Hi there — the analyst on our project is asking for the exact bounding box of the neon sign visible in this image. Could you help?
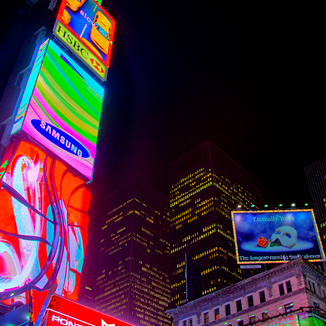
[0,141,91,303]
[10,39,105,180]
[54,0,116,80]
[45,295,133,326]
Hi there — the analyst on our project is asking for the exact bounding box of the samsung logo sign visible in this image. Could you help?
[31,119,90,158]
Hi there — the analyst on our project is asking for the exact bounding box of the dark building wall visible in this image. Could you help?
[305,157,326,251]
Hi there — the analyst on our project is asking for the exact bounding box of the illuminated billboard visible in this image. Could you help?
[255,314,298,326]
[45,295,133,326]
[231,209,325,264]
[54,0,116,81]
[10,39,105,180]
[0,141,91,303]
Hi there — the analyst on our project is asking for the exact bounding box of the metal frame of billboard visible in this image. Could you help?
[231,209,325,264]
[53,0,116,81]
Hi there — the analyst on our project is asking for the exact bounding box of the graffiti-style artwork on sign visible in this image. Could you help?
[0,141,91,304]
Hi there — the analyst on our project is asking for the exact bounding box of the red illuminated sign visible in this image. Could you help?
[0,141,91,304]
[54,0,116,80]
[45,295,133,326]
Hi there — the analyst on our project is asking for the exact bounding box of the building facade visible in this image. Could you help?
[305,157,326,250]
[166,258,326,326]
[91,180,171,326]
[169,140,278,307]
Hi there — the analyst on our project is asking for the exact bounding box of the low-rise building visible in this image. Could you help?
[166,258,326,326]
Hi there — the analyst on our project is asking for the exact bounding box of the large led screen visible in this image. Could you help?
[45,295,133,326]
[10,39,105,180]
[231,209,325,264]
[54,0,116,80]
[0,141,91,304]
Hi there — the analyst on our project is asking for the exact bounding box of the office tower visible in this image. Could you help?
[92,179,171,326]
[169,140,278,307]
[305,156,326,250]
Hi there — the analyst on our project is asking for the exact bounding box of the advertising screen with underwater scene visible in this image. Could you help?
[231,209,325,264]
[10,39,105,181]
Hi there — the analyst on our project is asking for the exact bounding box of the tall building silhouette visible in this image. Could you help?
[305,156,326,250]
[169,140,278,307]
[90,179,171,326]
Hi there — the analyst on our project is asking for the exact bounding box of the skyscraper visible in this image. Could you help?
[169,140,278,307]
[91,179,171,326]
[305,156,326,250]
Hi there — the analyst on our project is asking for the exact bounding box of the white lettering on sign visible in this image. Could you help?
[259,317,294,326]
[52,315,83,326]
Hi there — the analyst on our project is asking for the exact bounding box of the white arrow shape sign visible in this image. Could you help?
[101,319,115,326]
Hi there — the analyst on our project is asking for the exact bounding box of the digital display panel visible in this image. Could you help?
[255,315,298,326]
[10,39,105,180]
[45,295,133,326]
[231,209,325,264]
[0,141,91,304]
[54,0,116,80]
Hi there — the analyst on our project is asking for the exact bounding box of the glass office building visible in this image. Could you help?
[92,180,171,326]
[169,140,277,307]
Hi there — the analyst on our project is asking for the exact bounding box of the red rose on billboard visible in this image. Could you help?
[257,237,269,248]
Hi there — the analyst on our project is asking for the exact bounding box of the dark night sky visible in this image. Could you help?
[1,1,324,207]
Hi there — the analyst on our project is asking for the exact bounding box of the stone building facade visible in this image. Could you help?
[166,258,326,326]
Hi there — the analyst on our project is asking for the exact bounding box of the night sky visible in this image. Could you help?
[1,1,324,208]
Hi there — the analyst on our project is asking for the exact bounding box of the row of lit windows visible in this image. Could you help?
[132,282,170,304]
[171,171,211,199]
[172,175,257,216]
[133,305,170,324]
[193,246,217,260]
[171,228,217,253]
[171,279,185,289]
[171,198,216,226]
[202,264,218,275]
[131,278,170,300]
[170,168,206,191]
[132,289,169,310]
[171,180,213,208]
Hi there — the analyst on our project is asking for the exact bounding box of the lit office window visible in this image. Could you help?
[204,312,209,324]
[214,308,220,320]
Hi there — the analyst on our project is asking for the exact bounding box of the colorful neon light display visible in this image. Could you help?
[45,295,133,326]
[0,141,90,303]
[231,209,325,264]
[54,0,116,80]
[10,39,105,180]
